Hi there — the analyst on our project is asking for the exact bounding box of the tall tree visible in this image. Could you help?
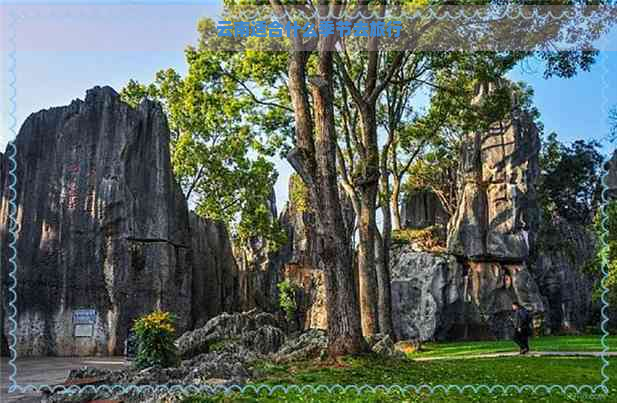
[187,0,609,354]
[539,132,604,224]
[120,48,287,245]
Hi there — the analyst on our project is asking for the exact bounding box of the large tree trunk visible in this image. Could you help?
[355,104,380,336]
[391,175,402,230]
[305,48,366,356]
[285,48,366,356]
[357,189,379,336]
[376,157,394,338]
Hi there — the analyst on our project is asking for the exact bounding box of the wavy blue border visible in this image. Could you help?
[3,4,612,400]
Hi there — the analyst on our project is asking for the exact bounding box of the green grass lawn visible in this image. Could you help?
[182,336,617,403]
[411,335,616,358]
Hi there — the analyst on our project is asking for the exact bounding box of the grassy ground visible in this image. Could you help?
[182,336,616,403]
[411,335,616,358]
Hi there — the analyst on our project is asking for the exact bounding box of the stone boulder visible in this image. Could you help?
[390,247,461,341]
[390,244,545,341]
[272,328,327,363]
[0,87,239,356]
[175,309,283,359]
[366,333,406,359]
[447,81,540,260]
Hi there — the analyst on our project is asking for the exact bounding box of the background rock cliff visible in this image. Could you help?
[0,87,238,356]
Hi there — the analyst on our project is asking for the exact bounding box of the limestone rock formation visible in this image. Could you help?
[234,193,282,312]
[175,309,283,359]
[447,82,541,260]
[0,87,238,356]
[390,245,544,341]
[189,212,239,329]
[390,81,546,341]
[532,217,597,333]
[400,189,449,231]
[235,176,327,331]
[278,184,328,331]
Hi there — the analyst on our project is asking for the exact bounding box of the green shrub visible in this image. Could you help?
[289,174,310,213]
[277,279,299,321]
[132,310,179,369]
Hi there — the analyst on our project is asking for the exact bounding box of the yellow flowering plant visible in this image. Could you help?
[132,310,179,369]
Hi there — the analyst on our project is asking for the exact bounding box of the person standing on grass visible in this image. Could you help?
[511,302,532,355]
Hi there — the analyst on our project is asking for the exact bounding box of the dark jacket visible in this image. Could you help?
[513,307,532,333]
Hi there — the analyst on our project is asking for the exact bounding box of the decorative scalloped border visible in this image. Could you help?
[4,4,612,400]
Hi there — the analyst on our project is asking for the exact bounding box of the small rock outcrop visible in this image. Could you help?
[175,309,284,359]
[0,87,239,356]
[48,312,328,402]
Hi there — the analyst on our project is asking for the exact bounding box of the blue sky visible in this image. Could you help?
[1,2,616,211]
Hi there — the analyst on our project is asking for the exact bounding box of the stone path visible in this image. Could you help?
[412,351,617,361]
[0,357,127,402]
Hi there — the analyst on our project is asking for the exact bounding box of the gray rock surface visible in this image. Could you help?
[447,81,540,260]
[175,309,282,359]
[390,246,545,341]
[531,217,597,334]
[0,87,238,356]
[189,212,239,329]
[401,189,448,231]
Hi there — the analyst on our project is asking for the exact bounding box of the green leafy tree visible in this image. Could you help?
[120,33,288,244]
[152,0,611,356]
[538,133,604,224]
[592,201,617,308]
[277,279,299,322]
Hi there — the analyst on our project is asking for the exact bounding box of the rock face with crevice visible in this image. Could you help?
[235,178,328,331]
[532,217,597,334]
[0,87,238,356]
[391,81,546,341]
[447,82,541,260]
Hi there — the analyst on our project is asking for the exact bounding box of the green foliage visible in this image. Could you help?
[289,174,310,213]
[132,310,179,369]
[119,20,290,245]
[592,201,617,305]
[391,226,445,251]
[538,132,603,224]
[277,279,299,321]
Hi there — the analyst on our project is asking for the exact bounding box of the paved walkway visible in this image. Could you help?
[412,351,617,361]
[0,357,127,402]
